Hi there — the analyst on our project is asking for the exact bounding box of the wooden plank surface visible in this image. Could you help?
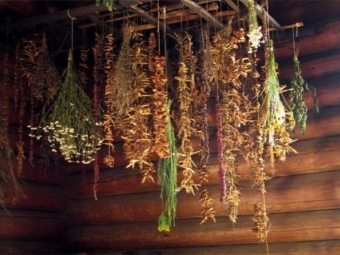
[63,209,340,251]
[65,170,340,225]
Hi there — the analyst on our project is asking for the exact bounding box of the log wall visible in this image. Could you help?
[2,15,340,255]
[60,18,340,254]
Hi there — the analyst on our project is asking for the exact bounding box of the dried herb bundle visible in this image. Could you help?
[33,49,101,164]
[92,32,106,199]
[175,33,200,195]
[113,27,134,121]
[290,52,319,135]
[210,22,252,223]
[103,33,116,167]
[79,32,89,88]
[151,55,170,158]
[261,40,296,166]
[252,203,271,244]
[157,101,177,232]
[121,38,155,183]
[247,0,263,52]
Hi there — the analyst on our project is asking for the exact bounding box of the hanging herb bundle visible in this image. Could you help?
[151,55,170,158]
[112,26,134,122]
[210,20,252,223]
[261,40,296,166]
[34,49,101,164]
[174,33,200,195]
[290,52,319,135]
[92,32,106,199]
[22,34,61,163]
[246,0,263,53]
[121,37,155,183]
[195,29,215,224]
[157,100,178,232]
[79,30,89,88]
[103,33,116,168]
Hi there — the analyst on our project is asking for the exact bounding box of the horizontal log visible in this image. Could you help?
[86,239,340,255]
[65,170,340,225]
[0,240,63,254]
[0,209,69,240]
[274,19,340,61]
[4,181,67,212]
[279,51,340,80]
[63,209,340,251]
[64,127,340,199]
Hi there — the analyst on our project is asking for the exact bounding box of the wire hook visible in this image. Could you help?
[67,9,76,21]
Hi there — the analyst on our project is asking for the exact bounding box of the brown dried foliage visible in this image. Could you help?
[175,32,200,195]
[103,33,116,167]
[151,55,170,159]
[121,38,155,183]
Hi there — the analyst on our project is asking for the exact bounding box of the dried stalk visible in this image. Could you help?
[151,55,170,159]
[103,33,116,167]
[113,26,134,122]
[121,37,155,183]
[175,32,200,195]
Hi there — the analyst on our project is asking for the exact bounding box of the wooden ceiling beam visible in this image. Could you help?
[117,0,173,35]
[180,0,225,31]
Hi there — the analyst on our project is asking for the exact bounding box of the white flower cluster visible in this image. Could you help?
[28,120,103,164]
[247,25,263,53]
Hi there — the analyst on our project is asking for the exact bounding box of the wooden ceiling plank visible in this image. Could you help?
[180,0,225,30]
[117,0,173,35]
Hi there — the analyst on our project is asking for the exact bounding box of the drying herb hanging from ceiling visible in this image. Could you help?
[157,100,177,232]
[290,52,319,135]
[246,0,263,53]
[121,34,155,183]
[149,34,170,159]
[210,18,253,223]
[92,32,106,199]
[33,49,102,164]
[175,32,200,195]
[103,33,116,168]
[195,29,215,224]
[261,40,296,166]
[112,26,134,123]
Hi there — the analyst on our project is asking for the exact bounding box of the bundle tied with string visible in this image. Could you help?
[32,13,102,165]
[289,29,319,135]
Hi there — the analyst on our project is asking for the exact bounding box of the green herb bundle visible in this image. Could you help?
[158,100,178,232]
[290,53,318,134]
[36,49,102,164]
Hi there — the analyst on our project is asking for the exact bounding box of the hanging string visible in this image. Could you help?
[157,0,161,55]
[67,9,76,51]
[163,6,168,80]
